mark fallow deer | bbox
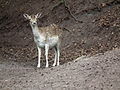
[23,13,62,68]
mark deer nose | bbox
[33,22,36,25]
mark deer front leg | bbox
[37,47,41,68]
[45,44,49,67]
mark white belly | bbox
[34,35,59,48]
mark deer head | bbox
[23,13,41,26]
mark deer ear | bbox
[35,13,42,18]
[23,14,30,20]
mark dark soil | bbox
[0,0,120,65]
[0,0,120,89]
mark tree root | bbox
[62,0,82,23]
[51,0,82,23]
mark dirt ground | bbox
[1,48,120,90]
[0,0,120,90]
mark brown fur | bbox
[39,24,62,37]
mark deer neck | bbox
[30,24,41,36]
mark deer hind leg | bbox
[57,43,60,66]
[45,44,49,67]
[53,46,57,66]
[37,47,41,68]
